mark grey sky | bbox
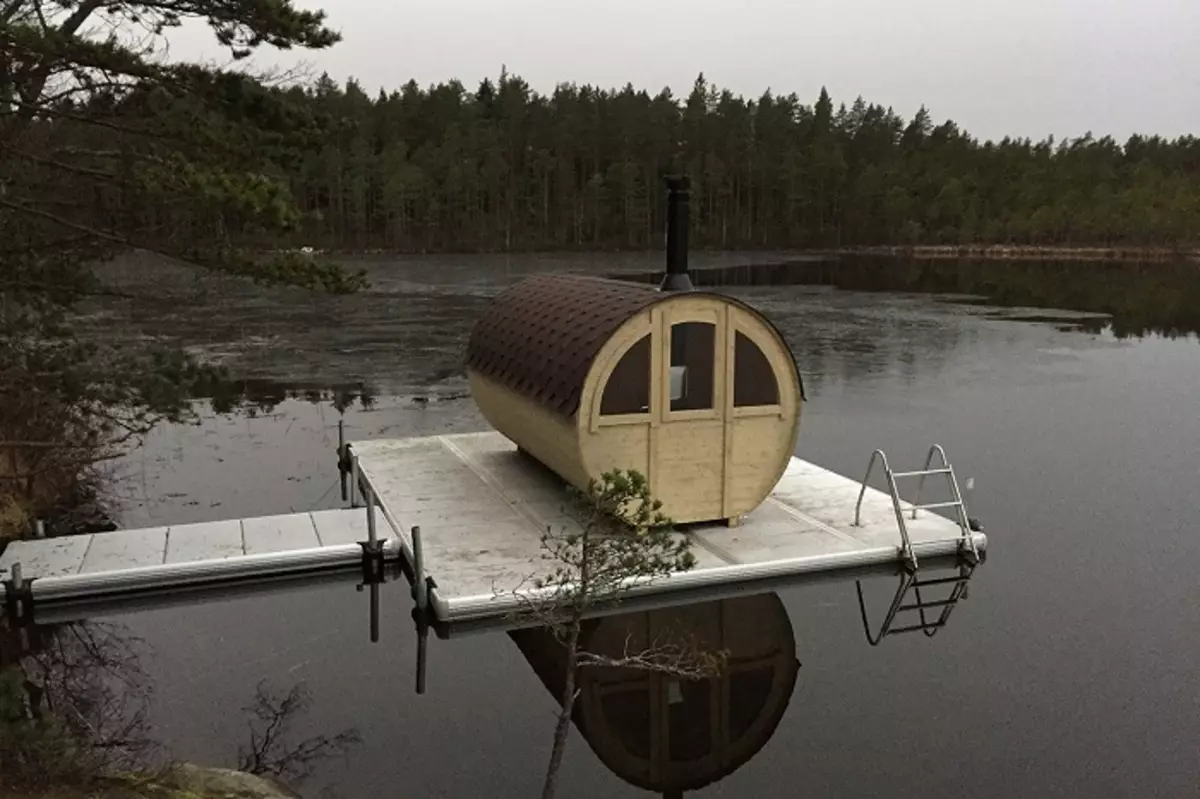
[172,0,1199,143]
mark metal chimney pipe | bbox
[660,176,693,292]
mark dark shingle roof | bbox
[465,274,663,418]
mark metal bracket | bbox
[356,540,388,644]
[2,563,36,628]
[359,539,386,585]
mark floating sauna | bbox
[509,593,799,794]
[465,273,804,526]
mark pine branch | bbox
[5,99,179,142]
[0,195,131,244]
[3,144,127,183]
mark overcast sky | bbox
[169,0,1199,143]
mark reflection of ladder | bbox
[854,445,979,572]
[855,558,977,646]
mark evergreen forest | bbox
[281,71,1200,252]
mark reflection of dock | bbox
[2,431,987,628]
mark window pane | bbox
[727,666,775,738]
[734,332,779,407]
[600,688,652,759]
[600,336,650,415]
[670,322,715,411]
[668,679,713,761]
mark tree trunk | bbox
[541,619,581,799]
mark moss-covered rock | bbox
[159,764,299,798]
[3,765,299,799]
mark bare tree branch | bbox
[235,680,361,785]
[576,631,726,680]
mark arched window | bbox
[734,332,779,407]
[600,335,651,415]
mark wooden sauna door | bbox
[652,304,728,523]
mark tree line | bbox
[285,71,1200,252]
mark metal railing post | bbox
[853,450,885,527]
[412,525,428,695]
[856,449,917,571]
[338,421,348,503]
[368,583,380,643]
[412,525,426,610]
[365,484,377,545]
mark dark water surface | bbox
[43,255,1200,797]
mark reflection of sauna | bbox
[510,594,799,795]
[466,275,803,525]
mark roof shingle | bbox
[465,274,662,418]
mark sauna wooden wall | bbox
[469,292,802,526]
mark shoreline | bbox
[264,244,1200,263]
[838,244,1200,262]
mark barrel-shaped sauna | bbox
[465,274,803,526]
[510,593,799,794]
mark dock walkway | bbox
[0,509,397,606]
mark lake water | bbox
[14,254,1200,797]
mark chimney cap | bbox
[666,175,691,192]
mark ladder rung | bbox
[889,622,945,635]
[913,575,969,588]
[899,599,958,611]
[911,501,962,511]
[891,468,953,478]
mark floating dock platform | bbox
[350,432,987,624]
[2,432,987,630]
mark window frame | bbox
[661,310,724,423]
[729,326,787,412]
[591,321,655,431]
[729,322,786,419]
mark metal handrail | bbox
[854,449,916,568]
[910,444,979,561]
[855,570,918,646]
[856,559,977,645]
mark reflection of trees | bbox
[0,619,361,794]
[815,256,1200,340]
[236,680,361,785]
[511,593,800,797]
[0,621,158,790]
[202,377,377,415]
